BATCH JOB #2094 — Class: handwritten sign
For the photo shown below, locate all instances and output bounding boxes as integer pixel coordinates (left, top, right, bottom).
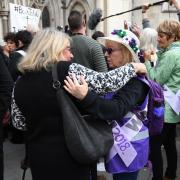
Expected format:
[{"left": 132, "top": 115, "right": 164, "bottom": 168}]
[{"left": 9, "top": 3, "right": 41, "bottom": 32}]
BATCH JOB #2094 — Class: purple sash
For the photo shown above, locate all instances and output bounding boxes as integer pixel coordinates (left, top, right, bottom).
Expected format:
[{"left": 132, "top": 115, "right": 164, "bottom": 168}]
[
  {"left": 105, "top": 115, "right": 149, "bottom": 173},
  {"left": 104, "top": 91, "right": 149, "bottom": 173}
]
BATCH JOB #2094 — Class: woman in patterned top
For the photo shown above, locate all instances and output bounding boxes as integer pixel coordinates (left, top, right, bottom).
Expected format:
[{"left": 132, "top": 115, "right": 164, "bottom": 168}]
[{"left": 11, "top": 28, "right": 146, "bottom": 180}]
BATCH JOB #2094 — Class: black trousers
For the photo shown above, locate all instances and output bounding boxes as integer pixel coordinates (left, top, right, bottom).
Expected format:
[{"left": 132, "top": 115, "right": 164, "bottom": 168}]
[
  {"left": 90, "top": 163, "right": 97, "bottom": 180},
  {"left": 149, "top": 123, "right": 177, "bottom": 180},
  {"left": 149, "top": 134, "right": 163, "bottom": 180},
  {"left": 163, "top": 123, "right": 177, "bottom": 179},
  {"left": 0, "top": 120, "right": 4, "bottom": 180}
]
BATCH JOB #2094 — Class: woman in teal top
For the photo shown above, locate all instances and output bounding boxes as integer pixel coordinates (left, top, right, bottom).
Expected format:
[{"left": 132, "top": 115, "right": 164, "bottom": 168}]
[{"left": 144, "top": 20, "right": 180, "bottom": 180}]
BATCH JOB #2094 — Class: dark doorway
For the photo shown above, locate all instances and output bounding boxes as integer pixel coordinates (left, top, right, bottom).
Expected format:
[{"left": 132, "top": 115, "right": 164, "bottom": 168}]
[{"left": 42, "top": 6, "right": 50, "bottom": 28}]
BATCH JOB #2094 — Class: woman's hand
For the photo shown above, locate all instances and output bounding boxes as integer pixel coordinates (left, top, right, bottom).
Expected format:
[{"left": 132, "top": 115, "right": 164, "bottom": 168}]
[
  {"left": 64, "top": 74, "right": 88, "bottom": 100},
  {"left": 142, "top": 4, "right": 150, "bottom": 13},
  {"left": 143, "top": 50, "right": 157, "bottom": 63},
  {"left": 169, "top": 0, "right": 180, "bottom": 10},
  {"left": 131, "top": 23, "right": 141, "bottom": 38},
  {"left": 131, "top": 62, "right": 147, "bottom": 74}
]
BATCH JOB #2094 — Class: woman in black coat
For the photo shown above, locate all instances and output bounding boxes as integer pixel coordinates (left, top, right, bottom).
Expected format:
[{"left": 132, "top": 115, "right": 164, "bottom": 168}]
[
  {"left": 0, "top": 57, "right": 13, "bottom": 180},
  {"left": 11, "top": 28, "right": 146, "bottom": 180}
]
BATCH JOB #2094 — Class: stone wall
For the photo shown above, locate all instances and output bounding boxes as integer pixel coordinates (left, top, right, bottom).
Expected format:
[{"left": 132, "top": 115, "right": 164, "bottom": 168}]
[{"left": 0, "top": 0, "right": 179, "bottom": 39}]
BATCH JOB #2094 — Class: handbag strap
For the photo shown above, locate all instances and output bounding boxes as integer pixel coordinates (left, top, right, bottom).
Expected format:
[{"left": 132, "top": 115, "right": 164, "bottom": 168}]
[{"left": 52, "top": 64, "right": 61, "bottom": 90}]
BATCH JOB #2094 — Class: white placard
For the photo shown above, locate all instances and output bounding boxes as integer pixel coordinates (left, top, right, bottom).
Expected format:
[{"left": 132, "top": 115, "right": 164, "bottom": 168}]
[{"left": 9, "top": 3, "right": 41, "bottom": 32}]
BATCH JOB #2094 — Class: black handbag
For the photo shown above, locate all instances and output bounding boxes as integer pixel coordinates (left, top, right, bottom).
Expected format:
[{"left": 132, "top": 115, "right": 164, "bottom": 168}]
[{"left": 52, "top": 64, "right": 113, "bottom": 164}]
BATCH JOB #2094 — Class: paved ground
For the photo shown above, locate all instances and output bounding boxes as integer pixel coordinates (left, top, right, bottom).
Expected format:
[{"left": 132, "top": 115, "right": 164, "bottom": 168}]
[{"left": 3, "top": 124, "right": 180, "bottom": 180}]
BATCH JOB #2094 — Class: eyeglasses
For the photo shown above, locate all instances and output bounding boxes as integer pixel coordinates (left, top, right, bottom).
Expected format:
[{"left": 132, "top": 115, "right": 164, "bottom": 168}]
[{"left": 105, "top": 47, "right": 122, "bottom": 55}]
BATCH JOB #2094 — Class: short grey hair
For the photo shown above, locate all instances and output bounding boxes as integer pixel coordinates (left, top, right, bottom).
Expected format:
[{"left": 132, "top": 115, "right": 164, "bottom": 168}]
[{"left": 140, "top": 28, "right": 158, "bottom": 51}]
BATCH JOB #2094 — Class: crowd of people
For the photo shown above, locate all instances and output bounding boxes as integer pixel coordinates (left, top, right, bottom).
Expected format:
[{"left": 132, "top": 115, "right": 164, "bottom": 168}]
[{"left": 0, "top": 0, "right": 180, "bottom": 180}]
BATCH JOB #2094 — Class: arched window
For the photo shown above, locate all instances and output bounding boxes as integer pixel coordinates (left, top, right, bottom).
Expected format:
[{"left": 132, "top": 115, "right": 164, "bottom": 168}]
[{"left": 42, "top": 6, "right": 50, "bottom": 28}]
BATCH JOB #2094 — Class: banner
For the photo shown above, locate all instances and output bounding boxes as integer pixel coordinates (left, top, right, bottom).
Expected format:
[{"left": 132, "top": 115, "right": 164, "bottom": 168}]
[{"left": 9, "top": 3, "right": 41, "bottom": 32}]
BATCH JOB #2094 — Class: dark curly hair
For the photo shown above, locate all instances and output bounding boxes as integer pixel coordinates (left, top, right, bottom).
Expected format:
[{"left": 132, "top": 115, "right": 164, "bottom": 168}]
[
  {"left": 15, "top": 30, "right": 33, "bottom": 49},
  {"left": 4, "top": 32, "right": 17, "bottom": 46}
]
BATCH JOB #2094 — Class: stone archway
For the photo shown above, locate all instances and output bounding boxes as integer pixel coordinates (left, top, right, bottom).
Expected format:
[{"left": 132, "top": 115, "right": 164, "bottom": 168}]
[
  {"left": 68, "top": 1, "right": 92, "bottom": 35},
  {"left": 71, "top": 2, "right": 86, "bottom": 15},
  {"left": 71, "top": 2, "right": 86, "bottom": 24}
]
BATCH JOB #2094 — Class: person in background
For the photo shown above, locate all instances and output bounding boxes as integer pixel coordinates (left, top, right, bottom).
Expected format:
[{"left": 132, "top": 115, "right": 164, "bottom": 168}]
[
  {"left": 0, "top": 40, "right": 11, "bottom": 141},
  {"left": 141, "top": 4, "right": 151, "bottom": 29},
  {"left": 0, "top": 33, "right": 17, "bottom": 140},
  {"left": 68, "top": 10, "right": 108, "bottom": 72},
  {"left": 132, "top": 9, "right": 180, "bottom": 179},
  {"left": 142, "top": 0, "right": 180, "bottom": 28},
  {"left": 11, "top": 28, "right": 147, "bottom": 180},
  {"left": 8, "top": 30, "right": 33, "bottom": 144},
  {"left": 141, "top": 0, "right": 180, "bottom": 26},
  {"left": 0, "top": 40, "right": 10, "bottom": 67},
  {"left": 3, "top": 32, "right": 17, "bottom": 57},
  {"left": 92, "top": 31, "right": 105, "bottom": 40},
  {"left": 139, "top": 28, "right": 158, "bottom": 66},
  {"left": 64, "top": 28, "right": 150, "bottom": 180},
  {"left": 144, "top": 20, "right": 180, "bottom": 180},
  {"left": 91, "top": 31, "right": 106, "bottom": 52},
  {"left": 169, "top": 0, "right": 180, "bottom": 21},
  {"left": 131, "top": 0, "right": 180, "bottom": 39},
  {"left": 139, "top": 27, "right": 162, "bottom": 180},
  {"left": 0, "top": 33, "right": 17, "bottom": 66},
  {"left": 9, "top": 30, "right": 33, "bottom": 82},
  {"left": 130, "top": 4, "right": 151, "bottom": 38},
  {"left": 0, "top": 55, "right": 13, "bottom": 180}
]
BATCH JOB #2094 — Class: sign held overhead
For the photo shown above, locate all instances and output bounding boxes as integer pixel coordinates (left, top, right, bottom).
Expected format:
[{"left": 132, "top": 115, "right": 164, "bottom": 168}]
[{"left": 9, "top": 3, "right": 41, "bottom": 32}]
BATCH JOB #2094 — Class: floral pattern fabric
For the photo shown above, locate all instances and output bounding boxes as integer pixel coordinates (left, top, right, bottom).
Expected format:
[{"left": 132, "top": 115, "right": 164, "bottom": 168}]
[
  {"left": 69, "top": 63, "right": 136, "bottom": 94},
  {"left": 11, "top": 88, "right": 27, "bottom": 131},
  {"left": 11, "top": 63, "right": 136, "bottom": 130}
]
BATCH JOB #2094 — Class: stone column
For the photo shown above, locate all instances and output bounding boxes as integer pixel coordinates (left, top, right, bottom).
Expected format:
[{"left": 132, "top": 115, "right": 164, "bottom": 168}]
[
  {"left": 2, "top": 16, "right": 8, "bottom": 34},
  {"left": 0, "top": 11, "right": 9, "bottom": 36},
  {"left": 61, "top": 0, "right": 66, "bottom": 27}
]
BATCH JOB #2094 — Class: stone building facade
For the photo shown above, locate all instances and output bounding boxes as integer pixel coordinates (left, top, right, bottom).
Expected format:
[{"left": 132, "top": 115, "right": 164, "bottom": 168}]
[{"left": 0, "top": 0, "right": 179, "bottom": 39}]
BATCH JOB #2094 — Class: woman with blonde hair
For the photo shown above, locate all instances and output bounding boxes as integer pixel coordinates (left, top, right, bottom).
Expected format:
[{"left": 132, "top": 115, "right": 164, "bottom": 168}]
[{"left": 12, "top": 28, "right": 146, "bottom": 180}]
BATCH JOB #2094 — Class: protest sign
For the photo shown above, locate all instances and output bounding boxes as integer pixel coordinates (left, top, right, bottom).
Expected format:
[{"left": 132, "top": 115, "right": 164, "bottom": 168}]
[{"left": 9, "top": 3, "right": 41, "bottom": 32}]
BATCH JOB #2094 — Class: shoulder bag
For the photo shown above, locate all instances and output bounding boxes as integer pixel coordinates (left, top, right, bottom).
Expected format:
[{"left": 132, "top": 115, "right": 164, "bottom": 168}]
[{"left": 52, "top": 63, "right": 113, "bottom": 164}]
